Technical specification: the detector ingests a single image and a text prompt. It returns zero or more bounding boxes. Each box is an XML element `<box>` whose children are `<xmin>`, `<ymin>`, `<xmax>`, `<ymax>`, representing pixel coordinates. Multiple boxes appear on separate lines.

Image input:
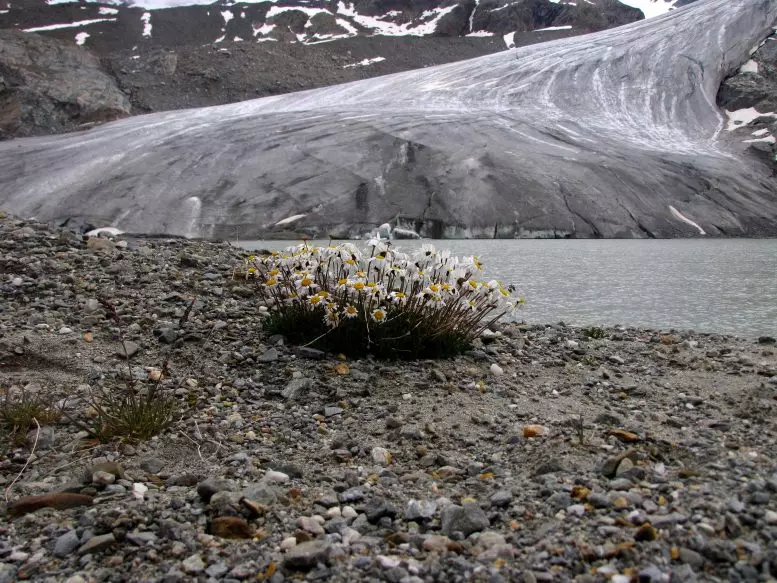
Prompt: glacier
<box><xmin>1</xmin><ymin>0</ymin><xmax>776</xmax><ymax>239</ymax></box>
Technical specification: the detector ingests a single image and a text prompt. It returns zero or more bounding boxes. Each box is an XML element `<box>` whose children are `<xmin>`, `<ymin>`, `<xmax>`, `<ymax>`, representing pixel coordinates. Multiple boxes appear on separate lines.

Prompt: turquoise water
<box><xmin>239</xmin><ymin>239</ymin><xmax>777</xmax><ymax>338</ymax></box>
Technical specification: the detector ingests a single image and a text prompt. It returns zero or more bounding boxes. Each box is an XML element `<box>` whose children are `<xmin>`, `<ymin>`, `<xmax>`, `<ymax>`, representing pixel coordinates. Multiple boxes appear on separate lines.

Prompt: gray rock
<box><xmin>117</xmin><ymin>341</ymin><xmax>140</xmax><ymax>359</ymax></box>
<box><xmin>78</xmin><ymin>533</ymin><xmax>116</xmax><ymax>555</ymax></box>
<box><xmin>126</xmin><ymin>532</ymin><xmax>158</xmax><ymax>546</ymax></box>
<box><xmin>338</xmin><ymin>487</ymin><xmax>365</xmax><ymax>503</ymax></box>
<box><xmin>0</xmin><ymin>30</ymin><xmax>130</xmax><ymax>139</ymax></box>
<box><xmin>282</xmin><ymin>378</ymin><xmax>312</xmax><ymax>400</ymax></box>
<box><xmin>324</xmin><ymin>407</ymin><xmax>344</xmax><ymax>418</ymax></box>
<box><xmin>0</xmin><ymin>564</ymin><xmax>16</xmax><ymax>583</ymax></box>
<box><xmin>364</xmin><ymin>497</ymin><xmax>398</xmax><ymax>523</ymax></box>
<box><xmin>181</xmin><ymin>554</ymin><xmax>205</xmax><ymax>574</ymax></box>
<box><xmin>242</xmin><ymin>482</ymin><xmax>278</xmax><ymax>505</ymax></box>
<box><xmin>489</xmin><ymin>490</ymin><xmax>513</xmax><ymax>508</ymax></box>
<box><xmin>283</xmin><ymin>540</ymin><xmax>332</xmax><ymax>570</ymax></box>
<box><xmin>258</xmin><ymin>348</ymin><xmax>279</xmax><ymax>362</ymax></box>
<box><xmin>196</xmin><ymin>478</ymin><xmax>235</xmax><ymax>503</ymax></box>
<box><xmin>53</xmin><ymin>530</ymin><xmax>80</xmax><ymax>557</ymax></box>
<box><xmin>140</xmin><ymin>458</ymin><xmax>165</xmax><ymax>474</ymax></box>
<box><xmin>586</xmin><ymin>492</ymin><xmax>611</xmax><ymax>508</ymax></box>
<box><xmin>405</xmin><ymin>499</ymin><xmax>437</xmax><ymax>521</ymax></box>
<box><xmin>440</xmin><ymin>503</ymin><xmax>490</xmax><ymax>537</ymax></box>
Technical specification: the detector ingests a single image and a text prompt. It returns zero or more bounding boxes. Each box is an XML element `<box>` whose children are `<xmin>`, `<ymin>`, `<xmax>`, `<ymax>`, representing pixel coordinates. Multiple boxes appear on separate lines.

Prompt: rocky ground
<box><xmin>1</xmin><ymin>211</ymin><xmax>777</xmax><ymax>582</ymax></box>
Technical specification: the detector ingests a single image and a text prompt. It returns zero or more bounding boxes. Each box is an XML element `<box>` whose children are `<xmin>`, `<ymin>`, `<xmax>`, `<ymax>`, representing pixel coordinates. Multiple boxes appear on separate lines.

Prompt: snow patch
<box><xmin>503</xmin><ymin>31</ymin><xmax>515</xmax><ymax>49</ymax></box>
<box><xmin>336</xmin><ymin>1</ymin><xmax>456</xmax><ymax>36</ymax></box>
<box><xmin>466</xmin><ymin>30</ymin><xmax>493</xmax><ymax>37</ymax></box>
<box><xmin>141</xmin><ymin>12</ymin><xmax>152</xmax><ymax>37</ymax></box>
<box><xmin>725</xmin><ymin>108</ymin><xmax>777</xmax><ymax>131</ymax></box>
<box><xmin>24</xmin><ymin>18</ymin><xmax>115</xmax><ymax>32</ymax></box>
<box><xmin>275</xmin><ymin>214</ymin><xmax>306</xmax><ymax>226</ymax></box>
<box><xmin>253</xmin><ymin>23</ymin><xmax>275</xmax><ymax>37</ymax></box>
<box><xmin>221</xmin><ymin>10</ymin><xmax>233</xmax><ymax>24</ymax></box>
<box><xmin>534</xmin><ymin>25</ymin><xmax>573</xmax><ymax>31</ymax></box>
<box><xmin>669</xmin><ymin>206</ymin><xmax>706</xmax><ymax>235</ymax></box>
<box><xmin>752</xmin><ymin>128</ymin><xmax>770</xmax><ymax>137</ymax></box>
<box><xmin>616</xmin><ymin>0</ymin><xmax>680</xmax><ymax>19</ymax></box>
<box><xmin>739</xmin><ymin>59</ymin><xmax>758</xmax><ymax>74</ymax></box>
<box><xmin>98</xmin><ymin>6</ymin><xmax>118</xmax><ymax>15</ymax></box>
<box><xmin>266</xmin><ymin>5</ymin><xmax>331</xmax><ymax>19</ymax></box>
<box><xmin>743</xmin><ymin>135</ymin><xmax>776</xmax><ymax>144</ymax></box>
<box><xmin>85</xmin><ymin>227</ymin><xmax>124</xmax><ymax>237</ymax></box>
<box><xmin>343</xmin><ymin>56</ymin><xmax>385</xmax><ymax>68</ymax></box>
<box><xmin>75</xmin><ymin>31</ymin><xmax>89</xmax><ymax>45</ymax></box>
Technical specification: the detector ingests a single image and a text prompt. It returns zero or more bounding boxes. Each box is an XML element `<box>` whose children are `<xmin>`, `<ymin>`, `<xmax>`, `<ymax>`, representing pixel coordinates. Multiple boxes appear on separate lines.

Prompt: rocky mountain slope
<box><xmin>0</xmin><ymin>0</ymin><xmax>667</xmax><ymax>136</ymax></box>
<box><xmin>0</xmin><ymin>29</ymin><xmax>130</xmax><ymax>138</ymax></box>
<box><xmin>0</xmin><ymin>0</ymin><xmax>775</xmax><ymax>240</ymax></box>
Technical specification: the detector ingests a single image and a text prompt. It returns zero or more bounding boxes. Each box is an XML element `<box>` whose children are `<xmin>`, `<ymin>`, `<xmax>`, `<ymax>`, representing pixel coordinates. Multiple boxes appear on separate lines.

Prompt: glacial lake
<box><xmin>239</xmin><ymin>239</ymin><xmax>777</xmax><ymax>338</ymax></box>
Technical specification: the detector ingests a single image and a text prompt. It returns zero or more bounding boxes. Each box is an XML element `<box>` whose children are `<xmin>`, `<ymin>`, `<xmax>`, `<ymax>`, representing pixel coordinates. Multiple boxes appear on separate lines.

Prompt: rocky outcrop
<box><xmin>0</xmin><ymin>0</ymin><xmax>774</xmax><ymax>239</ymax></box>
<box><xmin>718</xmin><ymin>31</ymin><xmax>777</xmax><ymax>170</ymax></box>
<box><xmin>0</xmin><ymin>30</ymin><xmax>130</xmax><ymax>138</ymax></box>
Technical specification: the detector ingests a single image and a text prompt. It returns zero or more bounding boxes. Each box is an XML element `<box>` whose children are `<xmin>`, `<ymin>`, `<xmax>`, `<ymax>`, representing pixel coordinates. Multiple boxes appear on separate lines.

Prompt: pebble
<box><xmin>181</xmin><ymin>554</ymin><xmax>206</xmax><ymax>574</ymax></box>
<box><xmin>440</xmin><ymin>503</ymin><xmax>490</xmax><ymax>536</ymax></box>
<box><xmin>54</xmin><ymin>530</ymin><xmax>81</xmax><ymax>557</ymax></box>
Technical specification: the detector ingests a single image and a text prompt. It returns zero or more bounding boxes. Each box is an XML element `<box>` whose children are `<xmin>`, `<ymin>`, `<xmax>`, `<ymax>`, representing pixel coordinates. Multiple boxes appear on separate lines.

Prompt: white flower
<box><xmin>371</xmin><ymin>307</ymin><xmax>387</xmax><ymax>323</ymax></box>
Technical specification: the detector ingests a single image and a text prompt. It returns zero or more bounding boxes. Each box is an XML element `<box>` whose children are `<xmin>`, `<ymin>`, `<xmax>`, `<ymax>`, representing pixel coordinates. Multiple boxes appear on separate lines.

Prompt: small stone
<box><xmin>298</xmin><ymin>516</ymin><xmax>325</xmax><ymax>535</ymax></box>
<box><xmin>197</xmin><ymin>478</ymin><xmax>235</xmax><ymax>503</ymax></box>
<box><xmin>281</xmin><ymin>537</ymin><xmax>298</xmax><ymax>551</ymax></box>
<box><xmin>364</xmin><ymin>497</ymin><xmax>397</xmax><ymax>523</ymax></box>
<box><xmin>405</xmin><ymin>499</ymin><xmax>437</xmax><ymax>521</ymax></box>
<box><xmin>342</xmin><ymin>506</ymin><xmax>358</xmax><ymax>519</ymax></box>
<box><xmin>181</xmin><ymin>554</ymin><xmax>206</xmax><ymax>574</ymax></box>
<box><xmin>59</xmin><ymin>326</ymin><xmax>73</xmax><ymax>335</ymax></box>
<box><xmin>489</xmin><ymin>363</ymin><xmax>504</xmax><ymax>376</ymax></box>
<box><xmin>140</xmin><ymin>458</ymin><xmax>165</xmax><ymax>474</ymax></box>
<box><xmin>371</xmin><ymin>446</ymin><xmax>391</xmax><ymax>465</ymax></box>
<box><xmin>283</xmin><ymin>540</ymin><xmax>332</xmax><ymax>570</ymax></box>
<box><xmin>116</xmin><ymin>341</ymin><xmax>140</xmax><ymax>359</ymax></box>
<box><xmin>54</xmin><ymin>530</ymin><xmax>80</xmax><ymax>557</ymax></box>
<box><xmin>264</xmin><ymin>470</ymin><xmax>290</xmax><ymax>484</ymax></box>
<box><xmin>78</xmin><ymin>533</ymin><xmax>116</xmax><ymax>555</ymax></box>
<box><xmin>283</xmin><ymin>378</ymin><xmax>312</xmax><ymax>400</ymax></box>
<box><xmin>586</xmin><ymin>493</ymin><xmax>611</xmax><ymax>508</ymax></box>
<box><xmin>423</xmin><ymin>535</ymin><xmax>453</xmax><ymax>553</ymax></box>
<box><xmin>489</xmin><ymin>490</ymin><xmax>513</xmax><ymax>508</ymax></box>
<box><xmin>440</xmin><ymin>503</ymin><xmax>490</xmax><ymax>536</ymax></box>
<box><xmin>209</xmin><ymin>517</ymin><xmax>254</xmax><ymax>539</ymax></box>
<box><xmin>258</xmin><ymin>348</ymin><xmax>279</xmax><ymax>362</ymax></box>
<box><xmin>324</xmin><ymin>407</ymin><xmax>344</xmax><ymax>417</ymax></box>
<box><xmin>338</xmin><ymin>487</ymin><xmax>365</xmax><ymax>503</ymax></box>
<box><xmin>764</xmin><ymin>510</ymin><xmax>777</xmax><ymax>525</ymax></box>
<box><xmin>523</xmin><ymin>425</ymin><xmax>547</xmax><ymax>438</ymax></box>
<box><xmin>615</xmin><ymin>458</ymin><xmax>634</xmax><ymax>476</ymax></box>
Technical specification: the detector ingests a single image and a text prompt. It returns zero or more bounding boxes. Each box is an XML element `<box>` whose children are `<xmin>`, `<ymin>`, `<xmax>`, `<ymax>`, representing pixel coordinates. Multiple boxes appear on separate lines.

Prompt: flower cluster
<box><xmin>246</xmin><ymin>239</ymin><xmax>523</xmax><ymax>358</ymax></box>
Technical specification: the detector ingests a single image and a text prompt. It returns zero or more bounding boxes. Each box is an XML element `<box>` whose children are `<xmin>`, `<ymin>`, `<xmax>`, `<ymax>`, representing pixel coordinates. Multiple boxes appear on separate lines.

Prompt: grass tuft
<box><xmin>0</xmin><ymin>388</ymin><xmax>60</xmax><ymax>446</ymax></box>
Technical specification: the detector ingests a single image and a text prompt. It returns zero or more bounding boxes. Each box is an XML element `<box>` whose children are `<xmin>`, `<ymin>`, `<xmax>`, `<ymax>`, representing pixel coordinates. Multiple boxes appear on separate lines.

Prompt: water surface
<box><xmin>240</xmin><ymin>239</ymin><xmax>777</xmax><ymax>338</ymax></box>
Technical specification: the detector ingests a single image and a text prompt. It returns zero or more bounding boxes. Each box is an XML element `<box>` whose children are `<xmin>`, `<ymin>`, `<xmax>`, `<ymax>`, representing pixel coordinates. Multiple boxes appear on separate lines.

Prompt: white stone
<box><xmin>11</xmin><ymin>277</ymin><xmax>22</xmax><ymax>286</ymax></box>
<box><xmin>280</xmin><ymin>537</ymin><xmax>297</xmax><ymax>551</ymax></box>
<box><xmin>264</xmin><ymin>470</ymin><xmax>290</xmax><ymax>484</ymax></box>
<box><xmin>59</xmin><ymin>327</ymin><xmax>73</xmax><ymax>334</ymax></box>
<box><xmin>342</xmin><ymin>506</ymin><xmax>358</xmax><ymax>519</ymax></box>
<box><xmin>489</xmin><ymin>363</ymin><xmax>504</xmax><ymax>376</ymax></box>
<box><xmin>765</xmin><ymin>510</ymin><xmax>777</xmax><ymax>525</ymax></box>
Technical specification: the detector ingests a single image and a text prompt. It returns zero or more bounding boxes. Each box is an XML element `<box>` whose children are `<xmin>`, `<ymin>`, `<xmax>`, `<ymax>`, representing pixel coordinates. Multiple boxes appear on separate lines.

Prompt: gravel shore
<box><xmin>1</xmin><ymin>213</ymin><xmax>776</xmax><ymax>583</ymax></box>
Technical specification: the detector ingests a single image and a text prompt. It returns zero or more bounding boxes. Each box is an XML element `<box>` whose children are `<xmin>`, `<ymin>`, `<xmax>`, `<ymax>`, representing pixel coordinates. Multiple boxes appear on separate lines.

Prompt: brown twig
<box><xmin>4</xmin><ymin>417</ymin><xmax>40</xmax><ymax>502</ymax></box>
